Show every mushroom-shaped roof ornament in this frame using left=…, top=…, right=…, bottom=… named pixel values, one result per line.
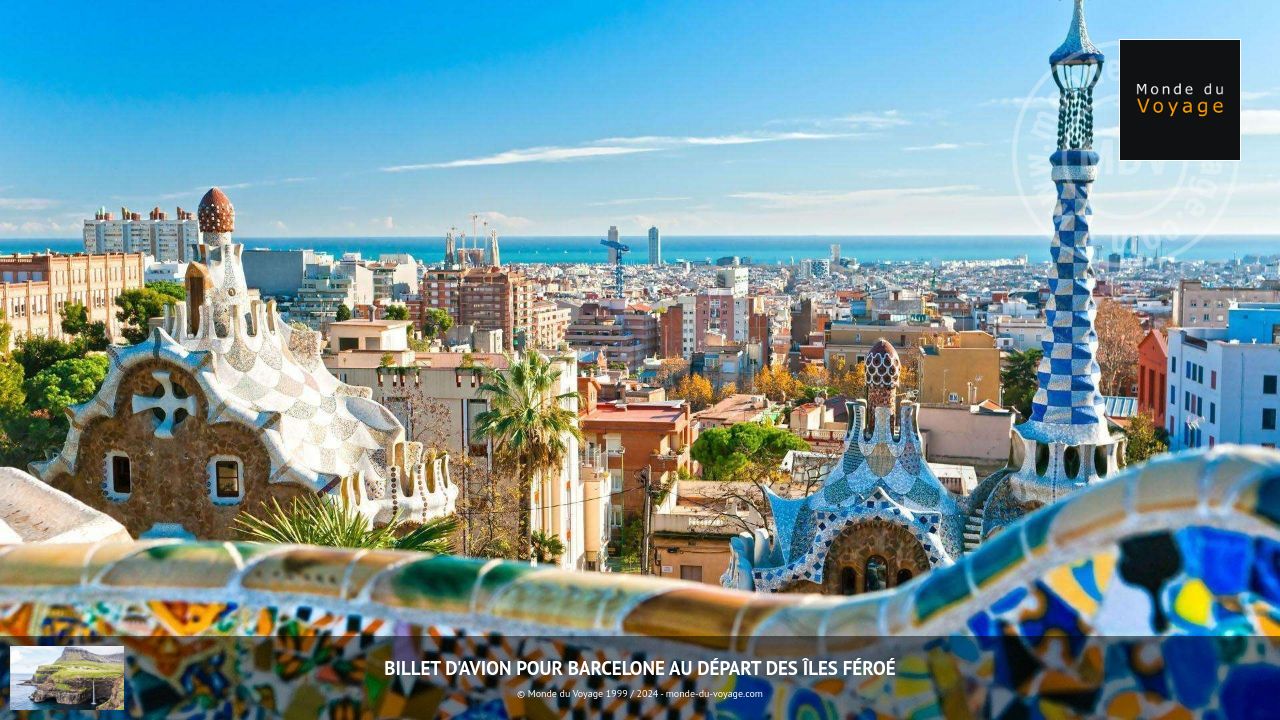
left=865, top=339, right=901, bottom=389
left=198, top=187, right=235, bottom=234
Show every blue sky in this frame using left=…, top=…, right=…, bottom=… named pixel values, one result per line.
left=2, top=1, right=1278, bottom=238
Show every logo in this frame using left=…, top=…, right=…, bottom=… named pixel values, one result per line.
left=1120, top=40, right=1240, bottom=161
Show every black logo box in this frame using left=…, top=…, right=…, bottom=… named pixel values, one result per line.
left=1119, top=39, right=1240, bottom=161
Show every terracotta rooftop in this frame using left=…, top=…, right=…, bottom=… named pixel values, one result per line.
left=582, top=401, right=687, bottom=426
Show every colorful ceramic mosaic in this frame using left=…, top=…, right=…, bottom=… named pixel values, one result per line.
left=0, top=446, right=1278, bottom=718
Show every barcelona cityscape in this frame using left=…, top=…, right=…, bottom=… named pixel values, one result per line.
left=1, top=1, right=1279, bottom=718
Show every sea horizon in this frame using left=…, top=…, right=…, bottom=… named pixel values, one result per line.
left=2, top=234, right=1277, bottom=265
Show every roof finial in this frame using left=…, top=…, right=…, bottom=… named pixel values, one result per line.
left=1051, top=0, right=1103, bottom=66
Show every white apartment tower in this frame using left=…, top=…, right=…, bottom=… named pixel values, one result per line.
left=606, top=225, right=620, bottom=263
left=648, top=226, right=662, bottom=265
left=83, top=206, right=200, bottom=262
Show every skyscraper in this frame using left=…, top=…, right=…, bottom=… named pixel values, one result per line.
left=648, top=226, right=662, bottom=265
left=606, top=226, right=620, bottom=263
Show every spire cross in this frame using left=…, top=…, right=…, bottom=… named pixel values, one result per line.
left=131, top=370, right=196, bottom=439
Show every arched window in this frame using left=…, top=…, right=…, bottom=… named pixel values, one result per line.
left=865, top=556, right=888, bottom=592
left=840, top=567, right=858, bottom=596
left=896, top=569, right=914, bottom=586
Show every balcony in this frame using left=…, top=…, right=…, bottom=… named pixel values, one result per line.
left=649, top=448, right=686, bottom=473
left=605, top=447, right=626, bottom=470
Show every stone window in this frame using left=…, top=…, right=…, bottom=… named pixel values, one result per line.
left=106, top=452, right=132, bottom=501
left=208, top=456, right=244, bottom=504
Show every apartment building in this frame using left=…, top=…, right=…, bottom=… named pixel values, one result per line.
left=916, top=331, right=1002, bottom=405
left=1172, top=279, right=1280, bottom=328
left=528, top=299, right=570, bottom=351
left=1166, top=302, right=1280, bottom=451
left=565, top=300, right=659, bottom=370
left=1137, top=329, right=1168, bottom=420
left=83, top=206, right=200, bottom=262
left=578, top=378, right=696, bottom=528
left=417, top=267, right=532, bottom=352
left=0, top=252, right=146, bottom=347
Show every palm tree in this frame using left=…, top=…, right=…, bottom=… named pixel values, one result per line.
left=474, top=351, right=581, bottom=559
left=235, top=495, right=457, bottom=553
left=530, top=530, right=566, bottom=564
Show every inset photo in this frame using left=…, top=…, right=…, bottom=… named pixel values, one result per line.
left=9, top=645, right=126, bottom=715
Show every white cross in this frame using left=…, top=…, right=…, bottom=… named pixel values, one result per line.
left=131, top=370, right=197, bottom=439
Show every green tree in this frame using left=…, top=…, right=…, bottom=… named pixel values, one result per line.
left=25, top=355, right=110, bottom=419
left=60, top=301, right=110, bottom=351
left=1001, top=348, right=1043, bottom=419
left=1124, top=412, right=1169, bottom=466
left=691, top=422, right=809, bottom=481
left=421, top=307, right=453, bottom=338
left=530, top=530, right=566, bottom=564
left=14, top=335, right=82, bottom=379
left=147, top=280, right=187, bottom=302
left=474, top=352, right=582, bottom=557
left=236, top=495, right=457, bottom=553
left=383, top=304, right=409, bottom=320
left=335, top=303, right=353, bottom=322
left=116, top=286, right=183, bottom=344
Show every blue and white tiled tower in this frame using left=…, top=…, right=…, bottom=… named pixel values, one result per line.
left=988, top=0, right=1123, bottom=521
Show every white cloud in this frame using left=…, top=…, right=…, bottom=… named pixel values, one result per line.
left=729, top=185, right=978, bottom=209
left=1243, top=109, right=1280, bottom=136
left=1242, top=90, right=1272, bottom=101
left=586, top=196, right=692, bottom=207
left=984, top=96, right=1058, bottom=109
left=903, top=142, right=982, bottom=152
left=272, top=220, right=288, bottom=231
left=386, top=145, right=655, bottom=171
left=474, top=211, right=533, bottom=231
left=373, top=216, right=394, bottom=230
left=1096, top=126, right=1120, bottom=138
left=382, top=130, right=855, bottom=172
left=0, top=197, right=58, bottom=210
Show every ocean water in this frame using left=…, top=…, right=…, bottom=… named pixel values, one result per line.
left=2, top=235, right=1276, bottom=264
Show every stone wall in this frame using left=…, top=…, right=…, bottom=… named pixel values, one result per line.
left=45, top=358, right=310, bottom=539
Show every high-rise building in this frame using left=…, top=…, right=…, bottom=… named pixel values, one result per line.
left=83, top=206, right=200, bottom=262
left=606, top=226, right=620, bottom=263
left=716, top=267, right=749, bottom=297
left=648, top=226, right=662, bottom=265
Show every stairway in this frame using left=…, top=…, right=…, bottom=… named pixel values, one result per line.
left=963, top=505, right=985, bottom=553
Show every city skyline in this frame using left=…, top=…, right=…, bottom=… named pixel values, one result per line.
left=2, top=1, right=1279, bottom=239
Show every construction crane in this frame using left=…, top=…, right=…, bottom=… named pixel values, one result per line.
left=600, top=238, right=629, bottom=298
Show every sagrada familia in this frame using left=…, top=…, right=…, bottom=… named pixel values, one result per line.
left=724, top=0, right=1126, bottom=594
